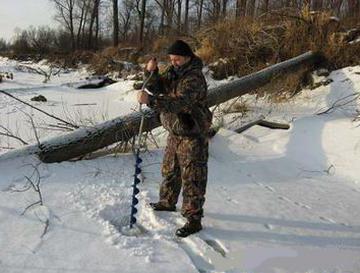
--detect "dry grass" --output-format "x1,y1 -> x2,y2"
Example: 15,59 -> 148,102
194,8 -> 360,101
196,17 -> 276,77
255,66 -> 312,103
87,45 -> 143,75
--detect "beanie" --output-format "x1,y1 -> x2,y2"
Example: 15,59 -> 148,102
167,40 -> 194,57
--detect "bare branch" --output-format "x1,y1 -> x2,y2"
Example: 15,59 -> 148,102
0,130 -> 28,145
21,200 -> 41,216
20,163 -> 44,215
41,219 -> 50,238
316,93 -> 360,115
0,89 -> 78,129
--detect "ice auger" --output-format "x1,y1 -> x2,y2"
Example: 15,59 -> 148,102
129,70 -> 154,229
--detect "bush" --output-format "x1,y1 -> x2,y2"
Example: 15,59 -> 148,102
193,8 -> 360,101
196,8 -> 360,76
0,38 -> 9,52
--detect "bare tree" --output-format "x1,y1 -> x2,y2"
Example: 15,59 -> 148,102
347,0 -> 360,17
27,26 -> 56,54
138,0 -> 147,45
75,0 -> 91,49
184,0 -> 190,31
113,0 -> 119,46
222,0 -> 229,17
52,0 -> 76,51
176,0 -> 182,32
0,38 -> 8,52
88,0 -> 100,49
195,0 -> 204,28
119,0 -> 135,40
202,0 -> 222,22
236,0 -> 247,17
264,0 -> 270,12
313,0 -> 324,10
155,0 -> 177,34
248,0 -> 256,16
331,0 -> 344,16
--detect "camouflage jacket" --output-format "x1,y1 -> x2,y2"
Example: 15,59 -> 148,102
145,56 -> 212,137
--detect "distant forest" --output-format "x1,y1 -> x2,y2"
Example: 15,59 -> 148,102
0,0 -> 359,55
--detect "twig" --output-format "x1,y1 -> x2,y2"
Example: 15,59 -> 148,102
316,93 -> 360,115
298,164 -> 335,176
20,164 -> 44,215
73,103 -> 97,106
147,130 -> 159,149
0,132 -> 28,145
28,114 -> 41,146
0,146 -> 15,150
0,124 -> 28,145
21,201 -> 41,216
41,219 -> 50,238
11,162 -> 51,239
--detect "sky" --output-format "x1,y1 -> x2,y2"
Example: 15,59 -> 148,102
0,0 -> 56,42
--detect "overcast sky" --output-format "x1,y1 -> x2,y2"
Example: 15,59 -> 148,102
0,0 -> 56,42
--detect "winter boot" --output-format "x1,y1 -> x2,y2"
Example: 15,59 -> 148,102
149,202 -> 176,212
175,219 -> 202,237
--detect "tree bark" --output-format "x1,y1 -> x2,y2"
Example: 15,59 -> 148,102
197,0 -> 203,28
184,0 -> 190,32
76,0 -> 88,49
213,0 -> 221,21
312,0 -> 323,10
248,0 -> 256,17
88,0 -> 100,49
222,0 -> 228,17
139,0 -> 147,45
68,0 -> 75,51
333,0 -> 344,16
177,0 -> 182,32
95,2 -> 100,48
113,0 -> 119,47
0,51 -> 321,163
158,0 -> 165,34
347,0 -> 360,17
52,0 -> 76,51
264,0 -> 269,13
236,0 -> 247,17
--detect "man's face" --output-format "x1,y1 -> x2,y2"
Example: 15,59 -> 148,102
169,54 -> 190,68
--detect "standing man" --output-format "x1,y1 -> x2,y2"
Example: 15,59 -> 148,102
137,40 -> 212,237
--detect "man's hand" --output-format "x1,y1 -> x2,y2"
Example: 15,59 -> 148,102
146,57 -> 157,72
137,90 -> 149,104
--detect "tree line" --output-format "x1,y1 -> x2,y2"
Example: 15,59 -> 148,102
0,0 -> 359,55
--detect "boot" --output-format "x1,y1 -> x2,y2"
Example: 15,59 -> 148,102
149,202 -> 176,212
175,219 -> 202,237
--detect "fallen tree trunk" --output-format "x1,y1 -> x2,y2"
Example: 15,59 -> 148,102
0,51 -> 321,163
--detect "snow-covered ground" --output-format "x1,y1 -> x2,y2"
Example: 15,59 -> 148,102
1,56 -> 360,273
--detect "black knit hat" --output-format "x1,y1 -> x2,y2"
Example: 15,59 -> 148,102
167,40 -> 194,57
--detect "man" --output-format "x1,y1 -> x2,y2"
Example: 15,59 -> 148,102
137,40 -> 212,237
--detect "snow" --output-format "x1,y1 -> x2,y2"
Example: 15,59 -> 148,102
1,56 -> 360,273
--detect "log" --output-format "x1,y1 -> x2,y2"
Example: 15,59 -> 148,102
0,51 -> 321,163
234,116 -> 290,134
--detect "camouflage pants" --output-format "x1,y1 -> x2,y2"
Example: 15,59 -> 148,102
159,134 -> 208,220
